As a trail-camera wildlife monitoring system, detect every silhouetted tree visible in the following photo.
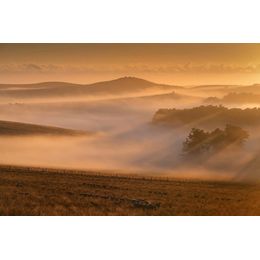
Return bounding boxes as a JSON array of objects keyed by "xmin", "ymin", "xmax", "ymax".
[
  {"xmin": 183, "ymin": 124, "xmax": 249, "ymax": 157},
  {"xmin": 224, "ymin": 124, "xmax": 249, "ymax": 146},
  {"xmin": 183, "ymin": 128, "xmax": 210, "ymax": 155}
]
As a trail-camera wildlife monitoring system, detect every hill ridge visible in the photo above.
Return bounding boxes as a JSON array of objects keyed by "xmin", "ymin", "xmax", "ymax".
[{"xmin": 0, "ymin": 119, "xmax": 90, "ymax": 136}]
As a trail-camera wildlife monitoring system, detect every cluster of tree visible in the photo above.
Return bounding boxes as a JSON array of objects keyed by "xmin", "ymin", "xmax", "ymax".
[
  {"xmin": 182, "ymin": 124, "xmax": 249, "ymax": 156},
  {"xmin": 204, "ymin": 92, "xmax": 260, "ymax": 105},
  {"xmin": 153, "ymin": 105, "xmax": 260, "ymax": 128}
]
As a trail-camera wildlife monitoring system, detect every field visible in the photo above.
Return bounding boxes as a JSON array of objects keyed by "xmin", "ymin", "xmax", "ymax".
[{"xmin": 0, "ymin": 164, "xmax": 259, "ymax": 216}]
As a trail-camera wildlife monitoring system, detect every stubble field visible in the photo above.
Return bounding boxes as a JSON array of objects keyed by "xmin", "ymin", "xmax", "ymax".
[{"xmin": 0, "ymin": 165, "xmax": 259, "ymax": 216}]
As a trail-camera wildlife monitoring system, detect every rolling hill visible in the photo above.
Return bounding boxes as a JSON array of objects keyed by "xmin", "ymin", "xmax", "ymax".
[
  {"xmin": 204, "ymin": 92, "xmax": 260, "ymax": 105},
  {"xmin": 0, "ymin": 120, "xmax": 89, "ymax": 136},
  {"xmin": 0, "ymin": 77, "xmax": 182, "ymax": 99},
  {"xmin": 2, "ymin": 77, "xmax": 260, "ymax": 100},
  {"xmin": 123, "ymin": 91, "xmax": 197, "ymax": 101},
  {"xmin": 190, "ymin": 84, "xmax": 260, "ymax": 96}
]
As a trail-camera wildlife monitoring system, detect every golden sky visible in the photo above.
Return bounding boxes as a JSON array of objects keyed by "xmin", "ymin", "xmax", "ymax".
[{"xmin": 1, "ymin": 44, "xmax": 260, "ymax": 85}]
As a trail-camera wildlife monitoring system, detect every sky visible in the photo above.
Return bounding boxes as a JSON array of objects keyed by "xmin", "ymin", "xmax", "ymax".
[{"xmin": 0, "ymin": 44, "xmax": 260, "ymax": 85}]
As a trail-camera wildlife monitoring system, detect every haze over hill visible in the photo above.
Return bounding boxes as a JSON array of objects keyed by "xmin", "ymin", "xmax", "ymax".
[
  {"xmin": 2, "ymin": 76, "xmax": 260, "ymax": 102},
  {"xmin": 204, "ymin": 92, "xmax": 260, "ymax": 105},
  {"xmin": 3, "ymin": 44, "xmax": 260, "ymax": 215},
  {"xmin": 189, "ymin": 83, "xmax": 260, "ymax": 98},
  {"xmin": 1, "ymin": 76, "xmax": 260, "ymax": 180},
  {"xmin": 0, "ymin": 120, "xmax": 89, "ymax": 136},
  {"xmin": 0, "ymin": 77, "xmax": 182, "ymax": 101}
]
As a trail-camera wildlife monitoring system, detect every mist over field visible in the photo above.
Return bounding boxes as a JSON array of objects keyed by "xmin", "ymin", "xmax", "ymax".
[
  {"xmin": 1, "ymin": 77, "xmax": 260, "ymax": 181},
  {"xmin": 3, "ymin": 44, "xmax": 260, "ymax": 216}
]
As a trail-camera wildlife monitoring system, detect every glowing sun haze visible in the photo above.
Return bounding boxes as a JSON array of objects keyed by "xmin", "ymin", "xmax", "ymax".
[{"xmin": 1, "ymin": 43, "xmax": 260, "ymax": 85}]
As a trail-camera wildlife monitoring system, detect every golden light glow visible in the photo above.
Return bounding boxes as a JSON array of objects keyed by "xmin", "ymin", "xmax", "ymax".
[{"xmin": 0, "ymin": 44, "xmax": 260, "ymax": 85}]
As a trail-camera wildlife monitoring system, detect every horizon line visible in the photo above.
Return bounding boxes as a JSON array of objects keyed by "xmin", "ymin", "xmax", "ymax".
[{"xmin": 0, "ymin": 76, "xmax": 259, "ymax": 87}]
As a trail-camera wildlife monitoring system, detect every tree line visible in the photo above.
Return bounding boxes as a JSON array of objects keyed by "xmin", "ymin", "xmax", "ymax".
[{"xmin": 153, "ymin": 105, "xmax": 260, "ymax": 127}]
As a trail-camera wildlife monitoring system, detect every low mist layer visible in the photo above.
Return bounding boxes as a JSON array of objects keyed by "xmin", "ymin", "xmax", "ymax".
[{"xmin": 1, "ymin": 77, "xmax": 260, "ymax": 181}]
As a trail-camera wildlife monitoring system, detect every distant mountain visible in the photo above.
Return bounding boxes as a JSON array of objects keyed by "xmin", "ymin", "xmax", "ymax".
[
  {"xmin": 0, "ymin": 120, "xmax": 90, "ymax": 136},
  {"xmin": 0, "ymin": 77, "xmax": 182, "ymax": 99}
]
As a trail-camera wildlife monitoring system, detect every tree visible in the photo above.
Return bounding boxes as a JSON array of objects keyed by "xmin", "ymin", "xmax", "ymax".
[
  {"xmin": 182, "ymin": 128, "xmax": 210, "ymax": 155},
  {"xmin": 183, "ymin": 125, "xmax": 249, "ymax": 157},
  {"xmin": 224, "ymin": 124, "xmax": 249, "ymax": 146}
]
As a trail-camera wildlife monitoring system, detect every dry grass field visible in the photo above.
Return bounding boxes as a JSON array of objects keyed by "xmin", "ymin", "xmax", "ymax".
[{"xmin": 0, "ymin": 164, "xmax": 260, "ymax": 216}]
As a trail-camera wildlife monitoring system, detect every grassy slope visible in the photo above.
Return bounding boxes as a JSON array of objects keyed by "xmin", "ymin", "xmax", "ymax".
[
  {"xmin": 0, "ymin": 120, "xmax": 88, "ymax": 136},
  {"xmin": 0, "ymin": 165, "xmax": 259, "ymax": 216}
]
